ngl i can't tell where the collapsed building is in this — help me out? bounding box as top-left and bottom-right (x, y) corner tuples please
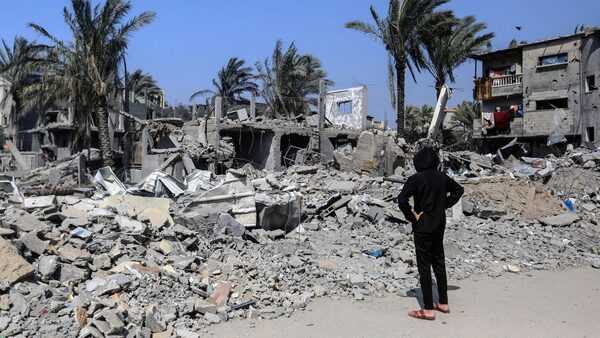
(127, 85), (402, 184)
(0, 84), (403, 182)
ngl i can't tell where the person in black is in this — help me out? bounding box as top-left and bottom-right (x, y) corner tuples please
(398, 147), (464, 320)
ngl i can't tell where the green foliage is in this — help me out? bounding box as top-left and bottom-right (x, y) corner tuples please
(346, 0), (449, 135)
(190, 57), (258, 111)
(0, 36), (45, 121)
(29, 0), (155, 163)
(126, 68), (162, 105)
(404, 104), (433, 142)
(447, 100), (481, 150)
(422, 14), (494, 97)
(256, 40), (332, 117)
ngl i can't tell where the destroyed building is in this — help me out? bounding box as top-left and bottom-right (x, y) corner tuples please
(473, 29), (600, 155)
(2, 72), (600, 336)
(127, 85), (403, 183)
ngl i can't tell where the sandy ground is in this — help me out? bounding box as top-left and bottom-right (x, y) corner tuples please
(206, 268), (600, 338)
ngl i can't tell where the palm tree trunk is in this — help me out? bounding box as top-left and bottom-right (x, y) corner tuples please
(435, 78), (444, 99)
(96, 101), (114, 167)
(12, 95), (21, 149)
(395, 62), (406, 138)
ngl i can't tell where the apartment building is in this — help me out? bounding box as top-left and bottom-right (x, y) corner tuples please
(473, 30), (600, 155)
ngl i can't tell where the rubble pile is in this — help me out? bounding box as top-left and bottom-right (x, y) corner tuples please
(1, 145), (600, 337)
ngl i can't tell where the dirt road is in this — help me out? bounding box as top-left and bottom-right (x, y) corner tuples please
(207, 268), (600, 338)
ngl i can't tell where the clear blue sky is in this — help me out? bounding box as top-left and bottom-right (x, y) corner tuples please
(1, 0), (599, 128)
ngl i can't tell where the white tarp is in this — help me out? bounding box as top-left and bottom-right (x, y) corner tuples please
(547, 109), (567, 146)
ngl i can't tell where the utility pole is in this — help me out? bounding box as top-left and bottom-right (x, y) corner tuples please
(317, 79), (326, 130)
(213, 96), (222, 173)
(317, 79), (326, 163)
(250, 92), (256, 120)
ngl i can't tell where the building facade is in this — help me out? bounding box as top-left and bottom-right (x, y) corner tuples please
(473, 30), (600, 155)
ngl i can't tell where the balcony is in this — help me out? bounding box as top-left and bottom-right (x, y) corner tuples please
(474, 74), (523, 100)
(491, 74), (522, 87)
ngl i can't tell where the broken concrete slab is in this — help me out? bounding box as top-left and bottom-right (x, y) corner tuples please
(99, 195), (173, 226)
(0, 236), (34, 284)
(184, 172), (256, 227)
(57, 244), (91, 262)
(115, 215), (147, 234)
(57, 264), (89, 283)
(138, 208), (170, 229)
(2, 207), (49, 236)
(255, 192), (302, 232)
(214, 213), (245, 237)
(324, 180), (357, 193)
(539, 213), (580, 227)
(60, 206), (90, 221)
(18, 231), (49, 256)
(23, 195), (56, 210)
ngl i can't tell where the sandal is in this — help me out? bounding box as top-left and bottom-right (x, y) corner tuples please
(408, 309), (435, 321)
(434, 303), (450, 313)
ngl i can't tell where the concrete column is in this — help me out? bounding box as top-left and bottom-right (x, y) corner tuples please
(250, 92), (256, 119)
(317, 80), (326, 163)
(264, 132), (282, 171)
(68, 106), (75, 124)
(213, 96), (222, 171)
(361, 85), (368, 130)
(317, 80), (326, 130)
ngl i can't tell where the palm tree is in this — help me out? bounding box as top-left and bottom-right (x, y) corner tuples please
(0, 36), (42, 143)
(30, 0), (155, 167)
(450, 100), (479, 133)
(423, 15), (494, 98)
(445, 100), (480, 150)
(405, 104), (433, 141)
(126, 68), (162, 105)
(256, 40), (332, 117)
(346, 0), (448, 137)
(190, 57), (258, 110)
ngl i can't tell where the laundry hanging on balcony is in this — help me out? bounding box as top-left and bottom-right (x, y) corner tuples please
(494, 110), (511, 133)
(510, 104), (525, 117)
(481, 112), (495, 135)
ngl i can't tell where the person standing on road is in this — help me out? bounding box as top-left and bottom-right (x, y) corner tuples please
(397, 147), (464, 320)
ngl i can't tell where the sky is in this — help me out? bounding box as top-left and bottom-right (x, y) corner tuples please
(1, 0), (599, 128)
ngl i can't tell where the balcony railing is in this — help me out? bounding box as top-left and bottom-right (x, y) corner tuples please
(491, 74), (522, 88)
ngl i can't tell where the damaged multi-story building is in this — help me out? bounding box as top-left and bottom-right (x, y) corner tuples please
(473, 29), (600, 155)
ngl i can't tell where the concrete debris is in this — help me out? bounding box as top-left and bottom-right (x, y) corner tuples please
(0, 236), (34, 284)
(0, 134), (599, 336)
(539, 213), (580, 227)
